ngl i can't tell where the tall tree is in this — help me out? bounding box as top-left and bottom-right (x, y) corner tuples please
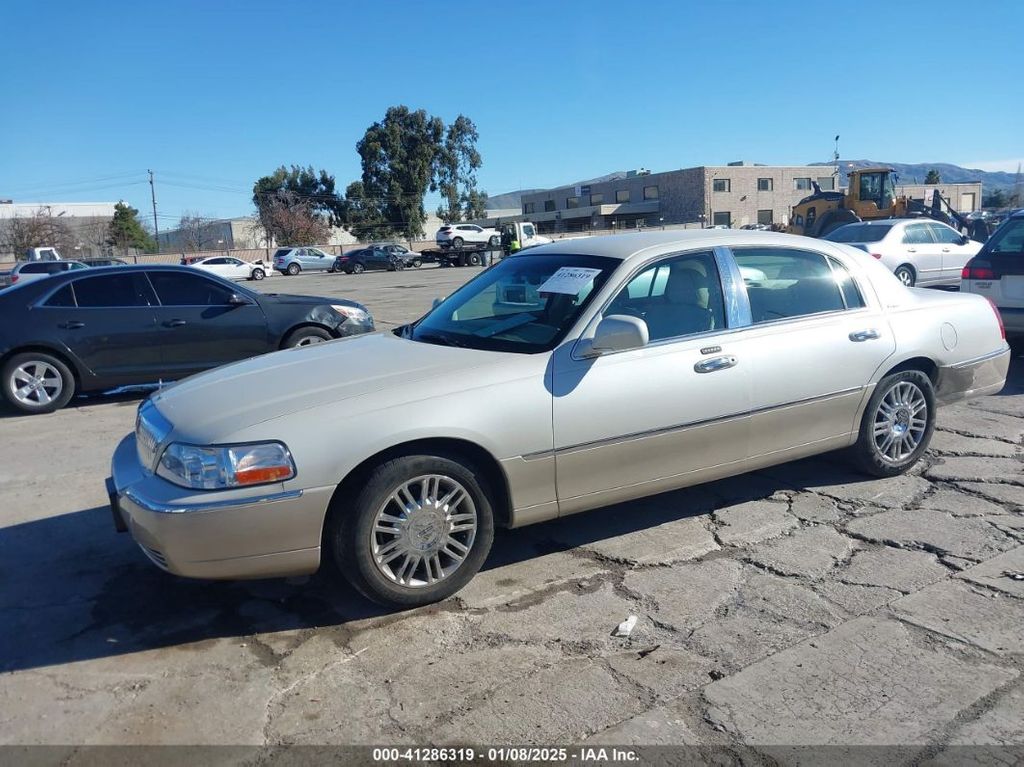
(177, 211), (216, 252)
(252, 165), (342, 245)
(924, 169), (941, 184)
(462, 189), (489, 221)
(435, 115), (483, 223)
(341, 106), (484, 238)
(0, 207), (75, 258)
(108, 201), (155, 253)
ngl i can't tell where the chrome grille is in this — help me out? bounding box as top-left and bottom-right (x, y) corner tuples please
(135, 401), (172, 473)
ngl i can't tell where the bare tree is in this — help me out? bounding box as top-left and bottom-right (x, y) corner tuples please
(177, 211), (216, 252)
(257, 191), (330, 245)
(0, 208), (75, 259)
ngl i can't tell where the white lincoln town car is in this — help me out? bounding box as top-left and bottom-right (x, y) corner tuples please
(108, 231), (1010, 607)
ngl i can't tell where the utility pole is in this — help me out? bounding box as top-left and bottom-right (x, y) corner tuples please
(148, 169), (160, 252)
(833, 135), (841, 184)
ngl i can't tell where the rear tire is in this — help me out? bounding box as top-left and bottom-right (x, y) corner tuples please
(894, 265), (916, 287)
(286, 263), (301, 276)
(329, 452), (495, 607)
(1, 351), (76, 414)
(452, 237), (464, 250)
(283, 326), (333, 348)
(467, 252), (481, 266)
(488, 235), (500, 247)
(851, 370), (935, 478)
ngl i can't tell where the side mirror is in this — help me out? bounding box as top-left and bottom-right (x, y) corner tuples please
(431, 297), (444, 309)
(960, 234), (972, 245)
(590, 314), (649, 354)
(228, 293), (250, 306)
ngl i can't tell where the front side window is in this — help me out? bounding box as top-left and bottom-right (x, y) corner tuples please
(986, 218), (1024, 256)
(928, 224), (962, 245)
(733, 248), (846, 323)
(523, 224), (536, 237)
(149, 272), (238, 306)
(72, 274), (154, 307)
(408, 254), (617, 353)
(606, 251), (725, 342)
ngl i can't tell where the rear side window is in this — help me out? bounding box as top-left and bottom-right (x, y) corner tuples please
(733, 248), (846, 323)
(149, 272), (236, 305)
(828, 257), (866, 309)
(72, 274), (154, 307)
(22, 263), (62, 274)
(987, 219), (1024, 256)
(44, 285), (76, 307)
(902, 224), (934, 245)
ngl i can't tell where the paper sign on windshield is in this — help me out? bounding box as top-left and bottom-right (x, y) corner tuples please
(538, 267), (603, 296)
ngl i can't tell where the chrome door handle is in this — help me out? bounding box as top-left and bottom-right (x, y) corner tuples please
(907, 248), (917, 253)
(694, 355), (737, 373)
(163, 319), (187, 328)
(849, 329), (880, 342)
(942, 248), (951, 252)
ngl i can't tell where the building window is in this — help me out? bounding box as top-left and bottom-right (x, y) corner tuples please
(643, 185), (659, 200)
(757, 209), (773, 225)
(712, 178), (731, 193)
(544, 200), (555, 212)
(590, 193), (604, 205)
(757, 178), (773, 192)
(566, 196), (579, 209)
(794, 178), (812, 191)
(713, 211), (732, 227)
(817, 176), (836, 191)
(523, 202), (535, 214)
(615, 189), (630, 203)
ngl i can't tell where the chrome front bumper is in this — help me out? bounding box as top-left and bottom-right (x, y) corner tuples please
(935, 346), (1012, 405)
(107, 434), (332, 579)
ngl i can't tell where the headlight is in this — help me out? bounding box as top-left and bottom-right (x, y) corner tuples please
(157, 442), (296, 490)
(331, 304), (371, 323)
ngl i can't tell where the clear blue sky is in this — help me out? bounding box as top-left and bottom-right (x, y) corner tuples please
(1, 0), (1021, 225)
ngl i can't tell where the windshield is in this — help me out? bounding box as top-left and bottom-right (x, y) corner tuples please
(986, 218), (1024, 256)
(406, 254), (618, 353)
(825, 223), (892, 243)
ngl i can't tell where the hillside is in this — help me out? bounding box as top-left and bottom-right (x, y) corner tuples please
(812, 159), (1020, 190)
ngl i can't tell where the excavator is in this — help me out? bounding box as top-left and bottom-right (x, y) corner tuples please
(786, 167), (987, 240)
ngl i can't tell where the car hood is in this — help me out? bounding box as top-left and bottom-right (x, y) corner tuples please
(150, 331), (502, 441)
(259, 292), (362, 308)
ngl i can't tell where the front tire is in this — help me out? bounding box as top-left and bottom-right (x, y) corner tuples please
(251, 268), (265, 281)
(286, 263), (301, 276)
(2, 352), (76, 414)
(467, 252), (481, 266)
(894, 265), (915, 287)
(452, 237), (464, 250)
(352, 262), (365, 274)
(851, 370), (935, 478)
(410, 259), (422, 268)
(283, 326), (332, 348)
(330, 453), (495, 607)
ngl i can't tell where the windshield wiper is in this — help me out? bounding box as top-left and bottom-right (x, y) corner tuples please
(414, 332), (470, 348)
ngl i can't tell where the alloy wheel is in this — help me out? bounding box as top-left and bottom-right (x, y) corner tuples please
(10, 361), (63, 407)
(370, 474), (478, 588)
(295, 335), (324, 346)
(872, 380), (928, 463)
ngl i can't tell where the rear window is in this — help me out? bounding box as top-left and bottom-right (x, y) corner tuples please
(21, 263), (63, 274)
(273, 249), (291, 259)
(987, 218), (1024, 256)
(825, 224), (892, 243)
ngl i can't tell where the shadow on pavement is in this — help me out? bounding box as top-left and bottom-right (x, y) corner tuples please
(0, 451), (875, 674)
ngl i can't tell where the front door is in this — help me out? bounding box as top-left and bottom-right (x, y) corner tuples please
(730, 246), (896, 459)
(146, 271), (270, 378)
(927, 223), (974, 281)
(900, 222), (942, 285)
(552, 249), (751, 514)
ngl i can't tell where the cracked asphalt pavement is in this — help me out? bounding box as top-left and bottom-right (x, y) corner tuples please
(1, 265), (1023, 755)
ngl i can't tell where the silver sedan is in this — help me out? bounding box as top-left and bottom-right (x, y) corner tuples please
(108, 231), (1010, 607)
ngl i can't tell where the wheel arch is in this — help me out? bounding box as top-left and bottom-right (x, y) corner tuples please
(279, 322), (337, 349)
(879, 355), (938, 385)
(323, 436), (514, 533)
(0, 344), (86, 390)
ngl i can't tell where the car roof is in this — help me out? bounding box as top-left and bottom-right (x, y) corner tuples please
(523, 229), (854, 263)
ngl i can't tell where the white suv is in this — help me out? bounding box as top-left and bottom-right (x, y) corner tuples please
(961, 210), (1024, 346)
(435, 224), (499, 250)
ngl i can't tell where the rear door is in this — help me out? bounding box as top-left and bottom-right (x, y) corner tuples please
(730, 246), (896, 459)
(146, 271), (270, 377)
(900, 223), (942, 284)
(42, 273), (162, 384)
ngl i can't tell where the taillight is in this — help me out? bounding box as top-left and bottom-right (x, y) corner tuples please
(963, 260), (996, 280)
(870, 253), (882, 260)
(10, 275), (18, 284)
(986, 298), (1006, 340)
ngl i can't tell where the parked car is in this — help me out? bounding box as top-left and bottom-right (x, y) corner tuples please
(962, 208), (1024, 346)
(0, 260), (89, 289)
(435, 224), (500, 250)
(0, 265), (373, 414)
(272, 247), (335, 275)
(80, 258), (130, 267)
(190, 255), (270, 281)
(334, 245), (416, 274)
(825, 219), (981, 287)
(107, 231), (1008, 607)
